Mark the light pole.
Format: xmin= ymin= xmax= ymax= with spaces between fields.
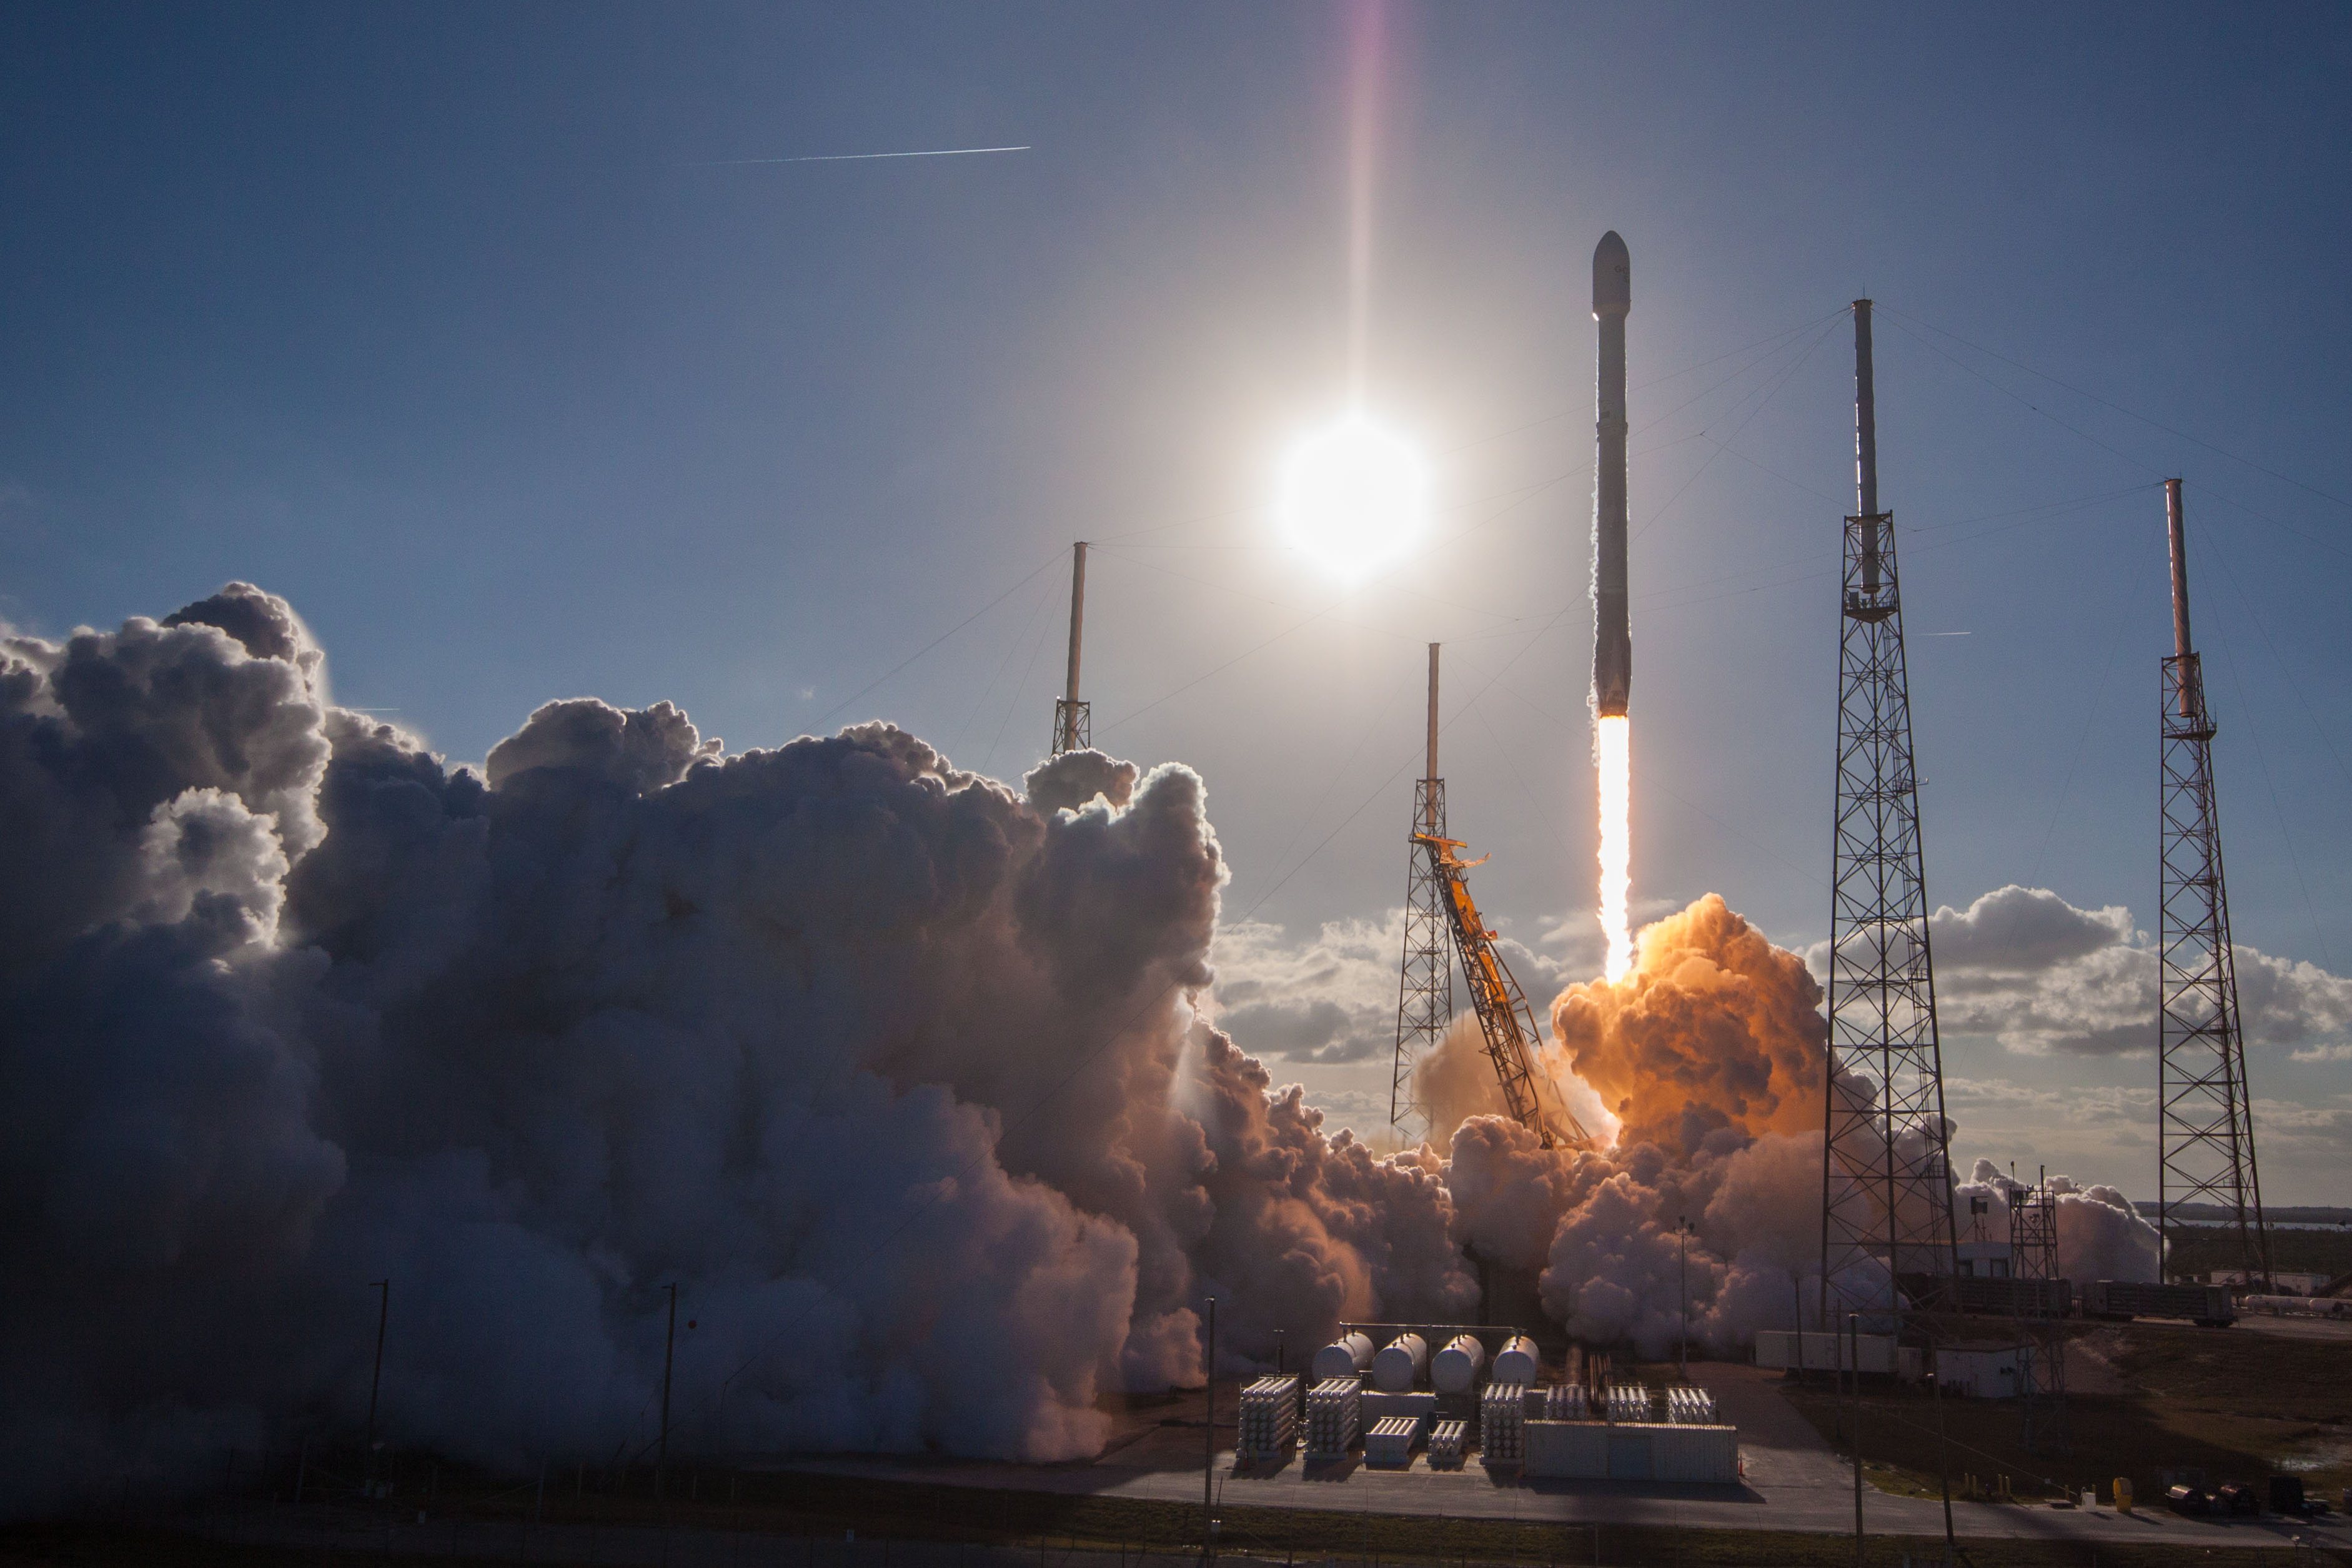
xmin=1848 ymin=1312 xmax=1864 ymax=1568
xmin=1677 ymin=1217 xmax=1690 ymax=1379
xmin=366 ymin=1279 xmax=390 ymax=1497
xmin=658 ymin=1284 xmax=678 ymax=1502
xmin=1202 ymin=1296 xmax=1217 ymax=1564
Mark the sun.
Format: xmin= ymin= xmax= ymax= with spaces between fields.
xmin=1277 ymin=414 xmax=1431 ymax=579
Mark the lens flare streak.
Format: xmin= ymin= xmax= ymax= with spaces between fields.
xmin=1596 ymin=714 xmax=1632 ymax=981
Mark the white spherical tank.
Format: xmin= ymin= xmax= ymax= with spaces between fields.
xmin=1432 ymin=1333 xmax=1487 ymax=1394
xmin=1311 ymin=1331 xmax=1374 ymax=1383
xmin=1371 ymin=1332 xmax=1429 ymax=1392
xmin=1492 ymin=1334 xmax=1540 ymax=1386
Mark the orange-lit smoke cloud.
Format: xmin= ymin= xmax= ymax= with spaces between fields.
xmin=1549 ymin=893 xmax=1825 ymax=1158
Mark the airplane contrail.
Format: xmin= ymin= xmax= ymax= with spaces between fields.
xmin=688 ymin=146 xmax=1031 ymax=166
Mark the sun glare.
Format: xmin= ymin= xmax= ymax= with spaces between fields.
xmin=1278 ymin=414 xmax=1430 ymax=579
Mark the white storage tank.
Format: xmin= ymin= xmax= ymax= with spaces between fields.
xmin=1432 ymin=1332 xmax=1488 ymax=1394
xmin=1492 ymin=1334 xmax=1540 ymax=1386
xmin=1371 ymin=1332 xmax=1429 ymax=1392
xmin=1311 ymin=1332 xmax=1374 ymax=1383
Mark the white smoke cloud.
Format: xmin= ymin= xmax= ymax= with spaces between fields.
xmin=0 ymin=585 xmax=1474 ymax=1516
xmin=4 ymin=587 xmax=2243 ymax=1519
xmin=1954 ymin=1159 xmax=2161 ymax=1284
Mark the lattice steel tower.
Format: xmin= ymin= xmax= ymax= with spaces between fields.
xmin=1391 ymin=643 xmax=1453 ymax=1142
xmin=2156 ymin=480 xmax=2270 ymax=1286
xmin=1049 ymin=542 xmax=1090 ymax=755
xmin=1819 ymin=300 xmax=1959 ymax=1325
xmin=2010 ymin=1169 xmax=2066 ymax=1452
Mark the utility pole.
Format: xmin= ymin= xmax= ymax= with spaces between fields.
xmin=1930 ymin=1337 xmax=1956 ymax=1567
xmin=1202 ymin=1296 xmax=1217 ymax=1564
xmin=1677 ymin=1216 xmax=1690 ymax=1379
xmin=1848 ymin=1313 xmax=1864 ymax=1568
xmin=366 ymin=1279 xmax=390 ymax=1496
xmin=1051 ymin=543 xmax=1090 ymax=756
xmin=658 ymin=1284 xmax=678 ymax=1501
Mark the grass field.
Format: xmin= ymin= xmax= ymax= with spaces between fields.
xmin=2164 ymin=1229 xmax=2352 ymax=1284
xmin=1779 ymin=1319 xmax=2352 ymax=1508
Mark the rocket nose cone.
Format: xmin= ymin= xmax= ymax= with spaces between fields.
xmin=1592 ymin=230 xmax=1630 ymax=315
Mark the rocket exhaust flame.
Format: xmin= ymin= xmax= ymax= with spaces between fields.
xmin=1596 ymin=715 xmax=1633 ymax=981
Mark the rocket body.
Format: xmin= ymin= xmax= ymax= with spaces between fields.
xmin=1590 ymin=231 xmax=1631 ymax=718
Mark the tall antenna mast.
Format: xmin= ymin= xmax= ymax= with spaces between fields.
xmin=2157 ymin=480 xmax=2270 ymax=1288
xmin=1820 ymin=300 xmax=1959 ymax=1328
xmin=1391 ymin=643 xmax=1453 ymax=1141
xmin=1050 ymin=542 xmax=1090 ymax=756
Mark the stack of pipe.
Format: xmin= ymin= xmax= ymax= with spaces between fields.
xmin=1238 ymin=1375 xmax=1300 ymax=1456
xmin=1364 ymin=1416 xmax=1421 ymax=1467
xmin=1479 ymin=1382 xmax=1527 ymax=1466
xmin=1537 ymin=1383 xmax=1588 ymax=1421
xmin=1663 ymin=1386 xmax=1718 ymax=1425
xmin=1427 ymin=1419 xmax=1468 ymax=1469
xmin=1305 ymin=1376 xmax=1362 ymax=1457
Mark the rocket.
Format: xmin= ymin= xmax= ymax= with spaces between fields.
xmin=1590 ymin=230 xmax=1631 ymax=718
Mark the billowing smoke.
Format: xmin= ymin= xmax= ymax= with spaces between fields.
xmin=0 ymin=587 xmax=1472 ymax=1516
xmin=1423 ymin=892 xmax=2165 ymax=1354
xmin=1421 ymin=894 xmax=1833 ymax=1357
xmin=1955 ymin=1161 xmax=2161 ymax=1284
xmin=2 ymin=583 xmax=2173 ymax=1519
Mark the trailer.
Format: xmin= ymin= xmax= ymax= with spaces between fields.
xmin=2080 ymin=1279 xmax=2235 ymax=1327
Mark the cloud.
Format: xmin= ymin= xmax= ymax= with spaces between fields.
xmin=2292 ymin=1043 xmax=2352 ymax=1063
xmin=1207 ymin=914 xmax=1399 ymax=1064
xmin=1918 ymin=885 xmax=2352 ymax=1059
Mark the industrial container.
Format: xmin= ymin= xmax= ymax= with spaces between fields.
xmin=1522 ymin=1421 xmax=1738 ymax=1484
xmin=1951 ymin=1274 xmax=2073 ymax=1317
xmin=1652 ymin=1423 xmax=1740 ymax=1484
xmin=1431 ymin=1332 xmax=1487 ymax=1394
xmin=1311 ymin=1332 xmax=1374 ymax=1382
xmin=1523 ymin=1420 xmax=1609 ymax=1479
xmin=2080 ymin=1279 xmax=2235 ymax=1326
xmin=1492 ymin=1334 xmax=1541 ymax=1385
xmin=1427 ymin=1419 xmax=1467 ymax=1469
xmin=1371 ymin=1332 xmax=1428 ymax=1392
xmin=1238 ymin=1375 xmax=1299 ymax=1459
xmin=1935 ymin=1344 xmax=2025 ymax=1399
xmin=1363 ymin=1416 xmax=1421 ymax=1467
xmin=1753 ymin=1329 xmax=1902 ymax=1375
xmin=1479 ymin=1382 xmax=1527 ymax=1467
xmin=1305 ymin=1376 xmax=1361 ymax=1457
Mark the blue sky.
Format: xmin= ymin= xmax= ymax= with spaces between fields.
xmin=4 ymin=2 xmax=2348 ymax=1198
